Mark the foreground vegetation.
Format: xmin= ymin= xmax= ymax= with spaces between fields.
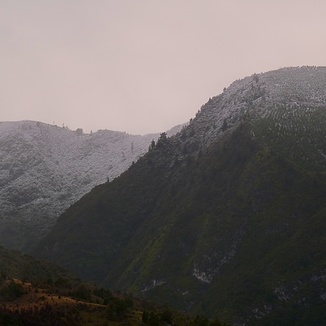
xmin=0 ymin=247 xmax=227 ymax=325
xmin=0 ymin=276 xmax=227 ymax=325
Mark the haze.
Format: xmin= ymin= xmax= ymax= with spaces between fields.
xmin=1 ymin=0 xmax=326 ymax=135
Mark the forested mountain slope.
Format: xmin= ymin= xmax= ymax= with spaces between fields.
xmin=0 ymin=121 xmax=181 ymax=251
xmin=35 ymin=67 xmax=326 ymax=325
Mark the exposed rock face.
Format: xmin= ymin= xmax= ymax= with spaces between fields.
xmin=0 ymin=121 xmax=182 ymax=251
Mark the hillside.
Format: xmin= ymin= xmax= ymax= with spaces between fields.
xmin=0 ymin=246 xmax=223 ymax=326
xmin=0 ymin=245 xmax=78 ymax=284
xmin=35 ymin=67 xmax=326 ymax=325
xmin=0 ymin=121 xmax=181 ymax=251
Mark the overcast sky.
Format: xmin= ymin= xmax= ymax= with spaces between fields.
xmin=1 ymin=1 xmax=326 ymax=134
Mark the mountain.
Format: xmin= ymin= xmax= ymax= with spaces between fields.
xmin=34 ymin=67 xmax=326 ymax=325
xmin=0 ymin=121 xmax=182 ymax=251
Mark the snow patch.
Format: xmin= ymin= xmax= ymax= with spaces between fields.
xmin=192 ymin=265 xmax=212 ymax=283
xmin=141 ymin=279 xmax=166 ymax=293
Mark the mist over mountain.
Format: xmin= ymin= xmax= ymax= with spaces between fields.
xmin=0 ymin=121 xmax=182 ymax=251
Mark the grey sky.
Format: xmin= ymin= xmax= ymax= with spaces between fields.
xmin=1 ymin=1 xmax=326 ymax=134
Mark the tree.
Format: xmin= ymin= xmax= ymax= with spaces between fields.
xmin=159 ymin=132 xmax=167 ymax=142
xmin=156 ymin=133 xmax=168 ymax=148
xmin=149 ymin=139 xmax=156 ymax=151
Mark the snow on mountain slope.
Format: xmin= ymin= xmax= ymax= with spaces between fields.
xmin=178 ymin=66 xmax=326 ymax=150
xmin=0 ymin=120 xmax=182 ymax=251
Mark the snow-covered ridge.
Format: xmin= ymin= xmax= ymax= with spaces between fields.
xmin=175 ymin=66 xmax=326 ymax=152
xmin=0 ymin=120 xmax=182 ymax=251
